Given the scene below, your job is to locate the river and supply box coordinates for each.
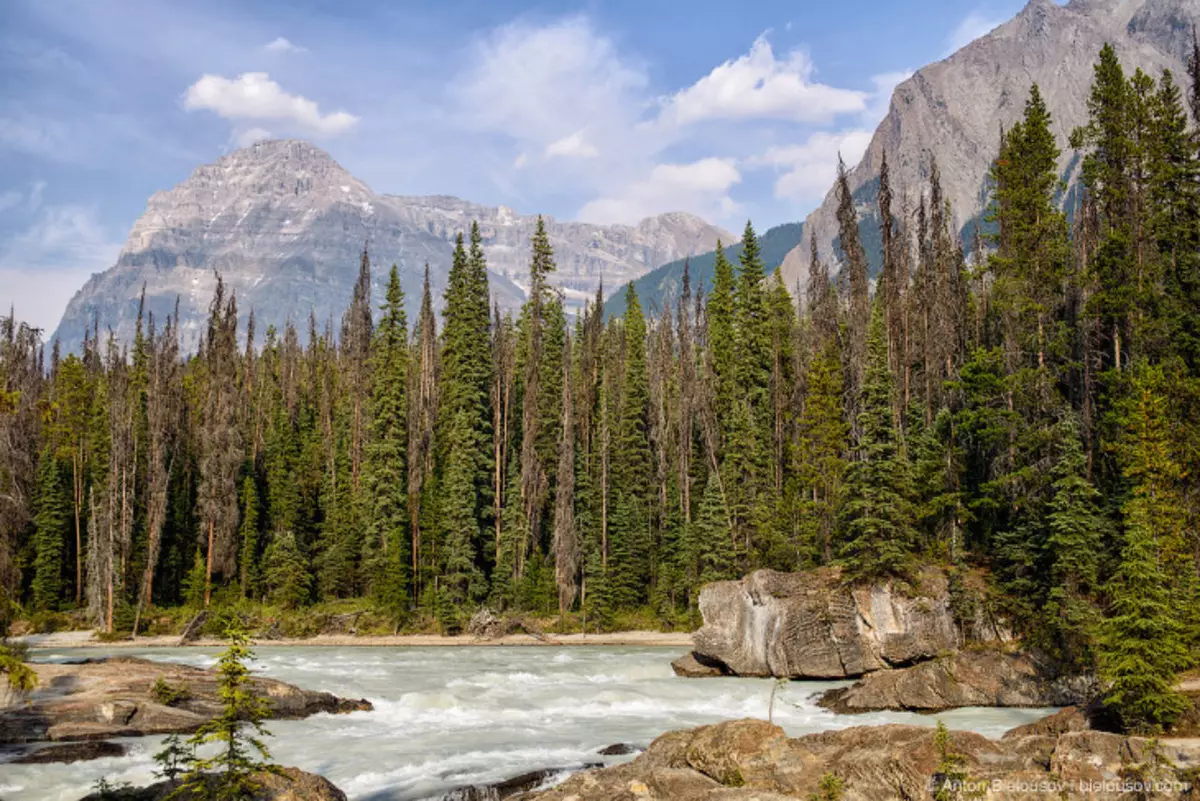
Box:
[2,645,1054,800]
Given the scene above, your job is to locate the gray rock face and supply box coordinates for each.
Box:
[691,568,972,679]
[780,0,1198,291]
[53,140,730,351]
[818,651,1098,713]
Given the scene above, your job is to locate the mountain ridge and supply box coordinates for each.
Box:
[779,0,1197,290]
[53,139,731,350]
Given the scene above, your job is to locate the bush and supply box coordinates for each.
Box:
[151,678,192,706]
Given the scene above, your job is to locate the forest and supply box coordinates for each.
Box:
[2,43,1200,730]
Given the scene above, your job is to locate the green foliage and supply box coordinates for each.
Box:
[180,624,272,799]
[153,734,192,784]
[807,772,845,801]
[0,644,35,694]
[839,301,916,581]
[32,446,68,610]
[262,531,312,611]
[152,678,192,706]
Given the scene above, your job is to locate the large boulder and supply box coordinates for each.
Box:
[818,650,1098,713]
[692,567,1000,678]
[0,657,371,747]
[520,717,1200,800]
[77,766,346,800]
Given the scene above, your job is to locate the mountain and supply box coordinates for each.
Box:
[603,223,804,319]
[53,140,731,350]
[779,0,1198,290]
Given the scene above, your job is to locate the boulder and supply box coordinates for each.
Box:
[670,652,729,678]
[692,567,999,678]
[0,657,371,749]
[519,717,1200,800]
[76,766,346,800]
[8,740,127,764]
[817,650,1098,713]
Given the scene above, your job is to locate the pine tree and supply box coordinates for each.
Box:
[262,530,311,610]
[31,447,68,610]
[363,265,409,614]
[440,409,483,614]
[609,284,653,608]
[836,156,870,426]
[708,241,736,418]
[182,625,273,799]
[839,300,916,580]
[694,472,735,586]
[237,475,260,599]
[1040,415,1105,669]
[1099,366,1191,732]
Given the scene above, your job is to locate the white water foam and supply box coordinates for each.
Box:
[1,645,1056,800]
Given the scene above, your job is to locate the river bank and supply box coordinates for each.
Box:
[13,629,694,649]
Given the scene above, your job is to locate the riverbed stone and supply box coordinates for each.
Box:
[520,717,1200,800]
[0,657,371,751]
[818,650,1098,713]
[76,766,347,800]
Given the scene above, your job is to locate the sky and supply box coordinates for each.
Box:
[0,0,1028,334]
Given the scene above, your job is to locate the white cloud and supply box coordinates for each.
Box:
[545,130,599,159]
[183,72,359,137]
[456,17,647,153]
[0,204,123,334]
[579,158,741,225]
[236,127,273,147]
[263,37,307,55]
[754,129,874,204]
[945,12,1004,56]
[656,36,868,127]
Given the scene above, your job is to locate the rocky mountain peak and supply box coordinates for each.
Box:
[55,141,730,351]
[779,0,1196,293]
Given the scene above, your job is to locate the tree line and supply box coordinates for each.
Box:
[2,42,1199,731]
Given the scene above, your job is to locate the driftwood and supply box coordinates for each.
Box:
[466,608,558,643]
[177,610,208,645]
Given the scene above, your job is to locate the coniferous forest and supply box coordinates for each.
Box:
[3,44,1200,730]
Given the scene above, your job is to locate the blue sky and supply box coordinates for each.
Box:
[0,0,1027,332]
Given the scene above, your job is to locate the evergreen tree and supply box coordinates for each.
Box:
[839,300,916,580]
[31,447,68,610]
[1098,366,1192,732]
[363,265,409,614]
[182,625,273,799]
[1039,416,1105,669]
[262,531,311,610]
[708,241,736,417]
[237,475,260,599]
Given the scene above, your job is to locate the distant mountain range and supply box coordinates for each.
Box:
[52,140,731,351]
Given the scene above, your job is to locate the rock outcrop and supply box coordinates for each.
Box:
[670,652,730,678]
[53,140,731,351]
[77,766,347,801]
[818,650,1098,713]
[0,656,371,747]
[521,717,1200,800]
[690,567,1001,678]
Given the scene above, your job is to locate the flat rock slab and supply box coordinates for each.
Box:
[76,766,347,800]
[0,656,371,748]
[817,650,1097,713]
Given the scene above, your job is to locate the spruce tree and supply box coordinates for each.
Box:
[363,265,409,614]
[1040,416,1105,669]
[182,625,273,798]
[31,446,68,610]
[1099,366,1191,732]
[839,300,916,581]
[707,241,736,418]
[262,530,311,610]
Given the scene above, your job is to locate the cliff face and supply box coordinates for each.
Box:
[779,0,1197,290]
[53,139,730,350]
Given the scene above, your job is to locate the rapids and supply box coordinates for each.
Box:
[0,645,1054,800]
